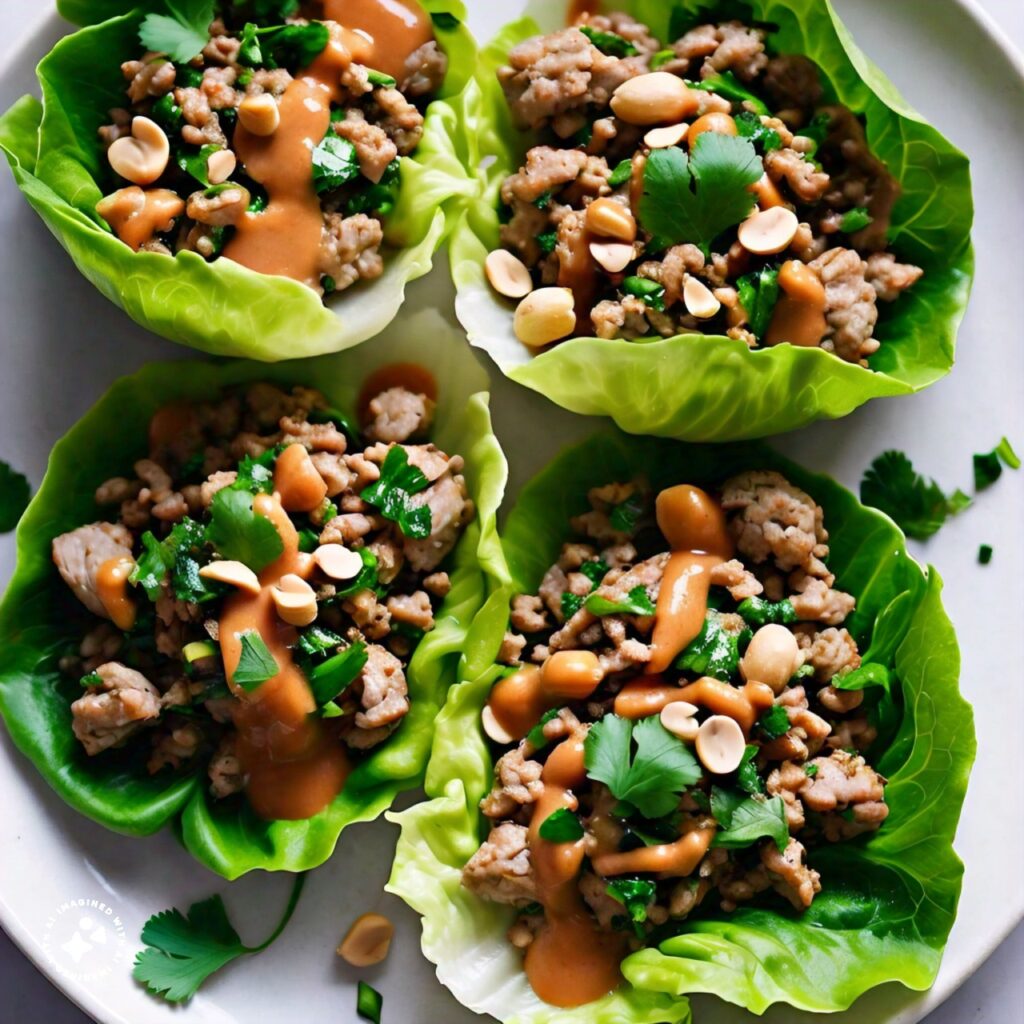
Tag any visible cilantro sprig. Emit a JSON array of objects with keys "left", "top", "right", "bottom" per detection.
[
  {"left": 238, "top": 21, "right": 329, "bottom": 69},
  {"left": 311, "top": 135, "right": 361, "bottom": 194},
  {"left": 233, "top": 631, "right": 278, "bottom": 691},
  {"left": 207, "top": 486, "right": 284, "bottom": 571},
  {"left": 973, "top": 436, "right": 1020, "bottom": 490},
  {"left": 676, "top": 612, "right": 750, "bottom": 681},
  {"left": 606, "top": 878, "right": 656, "bottom": 937},
  {"left": 139, "top": 0, "right": 214, "bottom": 64},
  {"left": 639, "top": 134, "right": 762, "bottom": 255},
  {"left": 361, "top": 446, "right": 433, "bottom": 539},
  {"left": 710, "top": 787, "right": 788, "bottom": 851},
  {"left": 133, "top": 874, "right": 305, "bottom": 1003},
  {"left": 584, "top": 714, "right": 701, "bottom": 819},
  {"left": 860, "top": 450, "right": 971, "bottom": 540}
]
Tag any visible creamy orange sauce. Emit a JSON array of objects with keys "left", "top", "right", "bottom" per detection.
[
  {"left": 525, "top": 734, "right": 626, "bottom": 1006},
  {"left": 675, "top": 676, "right": 775, "bottom": 735},
  {"left": 765, "top": 259, "right": 828, "bottom": 348},
  {"left": 487, "top": 666, "right": 553, "bottom": 741},
  {"left": 648, "top": 485, "right": 733, "bottom": 674},
  {"left": 357, "top": 362, "right": 437, "bottom": 426},
  {"left": 219, "top": 492, "right": 350, "bottom": 819},
  {"left": 226, "top": 3, "right": 433, "bottom": 287},
  {"left": 99, "top": 187, "right": 184, "bottom": 251},
  {"left": 592, "top": 824, "right": 715, "bottom": 878},
  {"left": 322, "top": 0, "right": 433, "bottom": 80},
  {"left": 96, "top": 556, "right": 137, "bottom": 631},
  {"left": 274, "top": 443, "right": 328, "bottom": 512},
  {"left": 612, "top": 676, "right": 690, "bottom": 719}
]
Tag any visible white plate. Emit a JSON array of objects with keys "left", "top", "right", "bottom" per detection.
[{"left": 0, "top": 2, "right": 1021, "bottom": 1023}]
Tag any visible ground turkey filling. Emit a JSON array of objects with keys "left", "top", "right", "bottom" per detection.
[
  {"left": 493, "top": 12, "right": 922, "bottom": 362},
  {"left": 95, "top": 2, "right": 446, "bottom": 297},
  {"left": 53, "top": 382, "right": 473, "bottom": 810},
  {"left": 464, "top": 471, "right": 888, "bottom": 983}
]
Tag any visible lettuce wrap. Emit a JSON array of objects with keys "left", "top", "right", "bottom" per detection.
[
  {"left": 448, "top": 0, "right": 974, "bottom": 441},
  {"left": 0, "top": 0, "right": 478, "bottom": 360},
  {"left": 387, "top": 431, "right": 974, "bottom": 1020},
  {"left": 0, "top": 309, "right": 507, "bottom": 879}
]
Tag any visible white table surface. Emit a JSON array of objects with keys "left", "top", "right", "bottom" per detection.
[{"left": 0, "top": 1, "right": 1021, "bottom": 1023}]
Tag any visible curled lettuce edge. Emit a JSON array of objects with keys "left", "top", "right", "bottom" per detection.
[
  {"left": 0, "top": 0, "right": 477, "bottom": 361},
  {"left": 446, "top": 0, "right": 974, "bottom": 441},
  {"left": 0, "top": 308, "right": 508, "bottom": 879},
  {"left": 387, "top": 431, "right": 975, "bottom": 1020}
]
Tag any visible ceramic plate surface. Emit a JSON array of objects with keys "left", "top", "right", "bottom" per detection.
[{"left": 0, "top": 2, "right": 1021, "bottom": 1022}]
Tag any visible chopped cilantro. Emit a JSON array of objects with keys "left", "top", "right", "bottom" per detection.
[
  {"left": 978, "top": 544, "right": 993, "bottom": 565},
  {"left": 534, "top": 189, "right": 554, "bottom": 210},
  {"left": 622, "top": 275, "right": 666, "bottom": 311},
  {"left": 151, "top": 92, "right": 183, "bottom": 132},
  {"left": 233, "top": 631, "right": 278, "bottom": 691},
  {"left": 585, "top": 585, "right": 656, "bottom": 617},
  {"left": 609, "top": 494, "right": 644, "bottom": 533},
  {"left": 536, "top": 230, "right": 557, "bottom": 254},
  {"left": 207, "top": 486, "right": 284, "bottom": 571},
  {"left": 308, "top": 642, "right": 367, "bottom": 705},
  {"left": 572, "top": 122, "right": 593, "bottom": 148},
  {"left": 804, "top": 763, "right": 819, "bottom": 778},
  {"left": 736, "top": 596, "right": 796, "bottom": 627},
  {"left": 138, "top": 0, "right": 213, "bottom": 63},
  {"left": 177, "top": 143, "right": 222, "bottom": 187},
  {"left": 311, "top": 135, "right": 360, "bottom": 194},
  {"left": 579, "top": 24, "right": 637, "bottom": 57},
  {"left": 693, "top": 72, "right": 769, "bottom": 116},
  {"left": 360, "top": 446, "right": 432, "bottom": 539},
  {"left": 756, "top": 704, "right": 790, "bottom": 741},
  {"left": 608, "top": 158, "right": 633, "bottom": 187},
  {"left": 237, "top": 21, "right": 329, "bottom": 69},
  {"left": 736, "top": 264, "right": 780, "bottom": 340},
  {"left": 974, "top": 436, "right": 1020, "bottom": 489},
  {"left": 561, "top": 591, "right": 584, "bottom": 620},
  {"left": 736, "top": 743, "right": 763, "bottom": 795},
  {"left": 0, "top": 459, "right": 30, "bottom": 532},
  {"left": 525, "top": 707, "right": 562, "bottom": 750},
  {"left": 130, "top": 519, "right": 218, "bottom": 604},
  {"left": 639, "top": 134, "right": 762, "bottom": 255},
  {"left": 356, "top": 981, "right": 383, "bottom": 1024},
  {"left": 538, "top": 807, "right": 585, "bottom": 843},
  {"left": 294, "top": 624, "right": 343, "bottom": 659},
  {"left": 79, "top": 671, "right": 103, "bottom": 688},
  {"left": 734, "top": 110, "right": 781, "bottom": 153},
  {"left": 235, "top": 446, "right": 281, "bottom": 494},
  {"left": 330, "top": 547, "right": 380, "bottom": 599},
  {"left": 584, "top": 714, "right": 702, "bottom": 819},
  {"left": 174, "top": 63, "right": 204, "bottom": 88},
  {"left": 839, "top": 207, "right": 873, "bottom": 233},
  {"left": 710, "top": 787, "right": 788, "bottom": 851},
  {"left": 649, "top": 48, "right": 675, "bottom": 70},
  {"left": 606, "top": 878, "right": 656, "bottom": 936},
  {"left": 579, "top": 559, "right": 609, "bottom": 586},
  {"left": 676, "top": 611, "right": 750, "bottom": 681},
  {"left": 860, "top": 450, "right": 971, "bottom": 540},
  {"left": 133, "top": 874, "right": 304, "bottom": 1003},
  {"left": 365, "top": 68, "right": 396, "bottom": 88}
]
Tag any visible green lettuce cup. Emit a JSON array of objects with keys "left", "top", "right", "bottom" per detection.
[
  {"left": 0, "top": 0, "right": 478, "bottom": 360},
  {"left": 449, "top": 0, "right": 973, "bottom": 440},
  {"left": 387, "top": 431, "right": 974, "bottom": 1020},
  {"left": 0, "top": 309, "right": 507, "bottom": 880}
]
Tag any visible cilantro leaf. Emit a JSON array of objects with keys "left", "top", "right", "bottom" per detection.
[
  {"left": 756, "top": 704, "right": 790, "bottom": 740},
  {"left": 579, "top": 25, "right": 637, "bottom": 57},
  {"left": 233, "top": 631, "right": 278, "bottom": 691},
  {"left": 365, "top": 68, "right": 396, "bottom": 88},
  {"left": 561, "top": 591, "right": 584, "bottom": 620},
  {"left": 585, "top": 585, "right": 656, "bottom": 617},
  {"left": 129, "top": 519, "right": 218, "bottom": 604},
  {"left": 139, "top": 0, "right": 214, "bottom": 63},
  {"left": 974, "top": 436, "right": 1020, "bottom": 490},
  {"left": 693, "top": 72, "right": 769, "bottom": 116},
  {"left": 536, "top": 230, "right": 557, "bottom": 254},
  {"left": 710, "top": 787, "right": 788, "bottom": 851},
  {"left": 177, "top": 143, "right": 222, "bottom": 187},
  {"left": 804, "top": 763, "right": 819, "bottom": 778},
  {"left": 330, "top": 547, "right": 381, "bottom": 599},
  {"left": 639, "top": 135, "right": 762, "bottom": 254},
  {"left": 207, "top": 486, "right": 283, "bottom": 571},
  {"left": 525, "top": 707, "right": 563, "bottom": 750},
  {"left": 130, "top": 532, "right": 172, "bottom": 600},
  {"left": 235, "top": 446, "right": 281, "bottom": 494},
  {"left": 860, "top": 450, "right": 971, "bottom": 540},
  {"left": 311, "top": 134, "right": 360, "bottom": 194},
  {"left": 238, "top": 21, "right": 329, "bottom": 69},
  {"left": 840, "top": 207, "right": 873, "bottom": 233},
  {"left": 0, "top": 459, "right": 31, "bottom": 531},
  {"left": 579, "top": 559, "right": 609, "bottom": 586},
  {"left": 357, "top": 981, "right": 383, "bottom": 1024},
  {"left": 80, "top": 671, "right": 103, "bottom": 688},
  {"left": 308, "top": 641, "right": 367, "bottom": 705},
  {"left": 607, "top": 878, "right": 656, "bottom": 936},
  {"left": 133, "top": 874, "right": 305, "bottom": 1003},
  {"left": 608, "top": 158, "right": 633, "bottom": 187},
  {"left": 294, "top": 624, "right": 343, "bottom": 659},
  {"left": 584, "top": 714, "right": 702, "bottom": 819},
  {"left": 734, "top": 110, "right": 781, "bottom": 153},
  {"left": 609, "top": 494, "right": 644, "bottom": 534},
  {"left": 622, "top": 275, "right": 666, "bottom": 310},
  {"left": 736, "top": 265, "right": 780, "bottom": 340},
  {"left": 736, "top": 596, "right": 796, "bottom": 628},
  {"left": 736, "top": 743, "right": 763, "bottom": 795},
  {"left": 676, "top": 611, "right": 750, "bottom": 680},
  {"left": 534, "top": 189, "right": 554, "bottom": 210},
  {"left": 360, "top": 446, "right": 432, "bottom": 539},
  {"left": 650, "top": 48, "right": 675, "bottom": 70},
  {"left": 538, "top": 807, "right": 585, "bottom": 843}
]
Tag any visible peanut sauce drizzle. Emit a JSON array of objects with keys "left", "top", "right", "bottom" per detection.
[
  {"left": 101, "top": 187, "right": 185, "bottom": 251},
  {"left": 96, "top": 556, "right": 138, "bottom": 631},
  {"left": 225, "top": 1, "right": 432, "bottom": 287},
  {"left": 765, "top": 259, "right": 829, "bottom": 348},
  {"left": 219, "top": 486, "right": 350, "bottom": 821}
]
